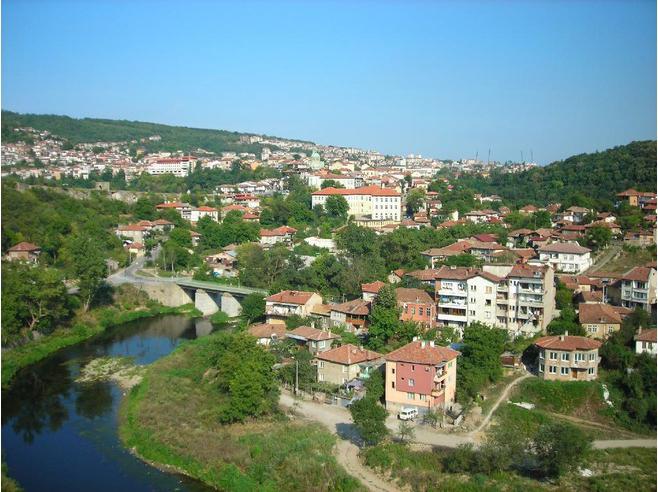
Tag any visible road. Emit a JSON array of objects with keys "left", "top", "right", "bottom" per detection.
[
  {"left": 592, "top": 439, "right": 657, "bottom": 449},
  {"left": 107, "top": 246, "right": 176, "bottom": 286}
]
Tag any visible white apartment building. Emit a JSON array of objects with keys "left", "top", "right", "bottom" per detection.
[
  {"left": 190, "top": 206, "right": 219, "bottom": 222},
  {"left": 538, "top": 243, "right": 592, "bottom": 273},
  {"left": 147, "top": 157, "right": 194, "bottom": 177},
  {"left": 434, "top": 267, "right": 501, "bottom": 335},
  {"left": 306, "top": 172, "right": 357, "bottom": 190},
  {"left": 619, "top": 266, "right": 657, "bottom": 312},
  {"left": 311, "top": 185, "right": 401, "bottom": 223},
  {"left": 634, "top": 328, "right": 657, "bottom": 356}
]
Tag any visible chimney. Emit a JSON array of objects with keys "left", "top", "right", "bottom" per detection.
[
  {"left": 421, "top": 341, "right": 426, "bottom": 348},
  {"left": 429, "top": 341, "right": 435, "bottom": 347}
]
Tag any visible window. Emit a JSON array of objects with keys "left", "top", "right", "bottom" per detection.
[
  {"left": 549, "top": 352, "right": 558, "bottom": 360},
  {"left": 407, "top": 392, "right": 415, "bottom": 400},
  {"left": 539, "top": 363, "right": 545, "bottom": 372},
  {"left": 342, "top": 365, "right": 348, "bottom": 373},
  {"left": 549, "top": 366, "right": 557, "bottom": 374},
  {"left": 485, "top": 286, "right": 493, "bottom": 294},
  {"left": 588, "top": 367, "right": 595, "bottom": 375},
  {"left": 411, "top": 307, "right": 416, "bottom": 315},
  {"left": 412, "top": 365, "right": 415, "bottom": 371},
  {"left": 561, "top": 353, "right": 569, "bottom": 361},
  {"left": 469, "top": 310, "right": 476, "bottom": 316},
  {"left": 391, "top": 381, "right": 395, "bottom": 389},
  {"left": 408, "top": 378, "right": 415, "bottom": 387},
  {"left": 575, "top": 353, "right": 585, "bottom": 361},
  {"left": 318, "top": 361, "right": 325, "bottom": 368},
  {"left": 318, "top": 341, "right": 325, "bottom": 348},
  {"left": 560, "top": 367, "right": 569, "bottom": 375},
  {"left": 419, "top": 394, "right": 426, "bottom": 401},
  {"left": 485, "top": 311, "right": 491, "bottom": 319},
  {"left": 470, "top": 285, "right": 476, "bottom": 291},
  {"left": 470, "top": 298, "right": 476, "bottom": 303},
  {"left": 391, "top": 367, "right": 395, "bottom": 374},
  {"left": 589, "top": 352, "right": 596, "bottom": 361},
  {"left": 318, "top": 373, "right": 324, "bottom": 381}
]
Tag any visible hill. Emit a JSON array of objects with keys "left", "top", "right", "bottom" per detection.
[
  {"left": 461, "top": 140, "right": 657, "bottom": 207},
  {"left": 1, "top": 110, "right": 313, "bottom": 155}
]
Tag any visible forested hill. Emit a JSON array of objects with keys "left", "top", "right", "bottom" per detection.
[
  {"left": 462, "top": 140, "right": 657, "bottom": 207},
  {"left": 1, "top": 110, "right": 313, "bottom": 154}
]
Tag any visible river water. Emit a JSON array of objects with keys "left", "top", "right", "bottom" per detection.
[{"left": 2, "top": 315, "right": 216, "bottom": 492}]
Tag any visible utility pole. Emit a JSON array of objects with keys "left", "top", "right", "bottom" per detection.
[{"left": 295, "top": 358, "right": 299, "bottom": 396}]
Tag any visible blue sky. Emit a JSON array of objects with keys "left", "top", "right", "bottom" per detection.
[{"left": 2, "top": 0, "right": 656, "bottom": 163}]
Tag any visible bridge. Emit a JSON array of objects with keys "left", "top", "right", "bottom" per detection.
[
  {"left": 174, "top": 279, "right": 268, "bottom": 316},
  {"left": 107, "top": 259, "right": 268, "bottom": 317}
]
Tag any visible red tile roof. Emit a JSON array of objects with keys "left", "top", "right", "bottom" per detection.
[
  {"left": 578, "top": 303, "right": 622, "bottom": 325},
  {"left": 316, "top": 344, "right": 383, "bottom": 365},
  {"left": 247, "top": 323, "right": 286, "bottom": 339},
  {"left": 509, "top": 263, "right": 547, "bottom": 278},
  {"left": 330, "top": 299, "right": 371, "bottom": 316},
  {"left": 395, "top": 288, "right": 434, "bottom": 304},
  {"left": 539, "top": 242, "right": 591, "bottom": 254},
  {"left": 8, "top": 241, "right": 40, "bottom": 252},
  {"left": 535, "top": 335, "right": 602, "bottom": 351},
  {"left": 385, "top": 340, "right": 460, "bottom": 364},
  {"left": 266, "top": 290, "right": 318, "bottom": 305},
  {"left": 622, "top": 266, "right": 654, "bottom": 282},
  {"left": 635, "top": 328, "right": 657, "bottom": 343},
  {"left": 361, "top": 281, "right": 386, "bottom": 294},
  {"left": 311, "top": 185, "right": 400, "bottom": 197},
  {"left": 287, "top": 326, "right": 339, "bottom": 341}
]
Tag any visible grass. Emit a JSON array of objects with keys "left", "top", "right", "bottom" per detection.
[
  {"left": 602, "top": 245, "right": 656, "bottom": 274},
  {"left": 478, "top": 371, "right": 521, "bottom": 416},
  {"left": 362, "top": 442, "right": 656, "bottom": 492},
  {"left": 119, "top": 332, "right": 363, "bottom": 492},
  {"left": 1, "top": 301, "right": 201, "bottom": 389}
]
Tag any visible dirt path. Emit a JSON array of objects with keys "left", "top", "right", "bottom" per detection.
[
  {"left": 592, "top": 439, "right": 657, "bottom": 449},
  {"left": 544, "top": 411, "right": 644, "bottom": 439},
  {"left": 587, "top": 242, "right": 621, "bottom": 274},
  {"left": 280, "top": 393, "right": 403, "bottom": 492},
  {"left": 469, "top": 372, "right": 532, "bottom": 438}
]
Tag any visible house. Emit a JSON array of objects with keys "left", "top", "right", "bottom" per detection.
[
  {"left": 259, "top": 226, "right": 297, "bottom": 247},
  {"left": 616, "top": 189, "right": 657, "bottom": 208},
  {"left": 156, "top": 201, "right": 193, "bottom": 221},
  {"left": 115, "top": 223, "right": 151, "bottom": 243},
  {"left": 190, "top": 206, "right": 219, "bottom": 222},
  {"left": 5, "top": 241, "right": 41, "bottom": 263},
  {"left": 619, "top": 266, "right": 657, "bottom": 313},
  {"left": 384, "top": 340, "right": 460, "bottom": 414},
  {"left": 578, "top": 303, "right": 623, "bottom": 339},
  {"left": 265, "top": 290, "right": 324, "bottom": 324},
  {"left": 623, "top": 230, "right": 656, "bottom": 247},
  {"left": 564, "top": 206, "right": 591, "bottom": 224},
  {"left": 535, "top": 334, "right": 602, "bottom": 381},
  {"left": 286, "top": 326, "right": 339, "bottom": 354},
  {"left": 396, "top": 288, "right": 436, "bottom": 328},
  {"left": 125, "top": 242, "right": 145, "bottom": 257},
  {"left": 315, "top": 344, "right": 383, "bottom": 385},
  {"left": 634, "top": 328, "right": 657, "bottom": 356},
  {"left": 421, "top": 240, "right": 505, "bottom": 267},
  {"left": 329, "top": 299, "right": 371, "bottom": 332},
  {"left": 205, "top": 252, "right": 237, "bottom": 277},
  {"left": 247, "top": 323, "right": 286, "bottom": 346},
  {"left": 361, "top": 281, "right": 386, "bottom": 301},
  {"left": 538, "top": 243, "right": 592, "bottom": 273},
  {"left": 151, "top": 218, "right": 174, "bottom": 232}
]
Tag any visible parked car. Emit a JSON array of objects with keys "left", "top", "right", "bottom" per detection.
[{"left": 398, "top": 407, "right": 418, "bottom": 421}]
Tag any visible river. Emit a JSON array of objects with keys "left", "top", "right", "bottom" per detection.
[{"left": 2, "top": 315, "right": 216, "bottom": 492}]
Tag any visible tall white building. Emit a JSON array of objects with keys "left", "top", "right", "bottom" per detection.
[
  {"left": 538, "top": 243, "right": 592, "bottom": 273},
  {"left": 311, "top": 185, "right": 401, "bottom": 224},
  {"left": 147, "top": 157, "right": 195, "bottom": 177}
]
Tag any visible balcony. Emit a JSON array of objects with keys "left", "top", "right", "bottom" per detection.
[
  {"left": 266, "top": 306, "right": 301, "bottom": 316},
  {"left": 438, "top": 313, "right": 467, "bottom": 322},
  {"left": 431, "top": 384, "right": 446, "bottom": 396},
  {"left": 437, "top": 289, "right": 467, "bottom": 297}
]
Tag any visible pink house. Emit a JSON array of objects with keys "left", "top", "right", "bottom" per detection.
[{"left": 384, "top": 340, "right": 460, "bottom": 414}]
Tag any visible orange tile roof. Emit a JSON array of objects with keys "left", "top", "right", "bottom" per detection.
[
  {"left": 287, "top": 326, "right": 339, "bottom": 341},
  {"left": 266, "top": 290, "right": 317, "bottom": 305},
  {"left": 385, "top": 340, "right": 460, "bottom": 364},
  {"left": 330, "top": 299, "right": 371, "bottom": 316},
  {"left": 535, "top": 335, "right": 602, "bottom": 351},
  {"left": 8, "top": 241, "right": 40, "bottom": 252},
  {"left": 361, "top": 281, "right": 386, "bottom": 293},
  {"left": 311, "top": 185, "right": 400, "bottom": 197},
  {"left": 395, "top": 288, "right": 434, "bottom": 304},
  {"left": 316, "top": 344, "right": 383, "bottom": 365},
  {"left": 635, "top": 328, "right": 657, "bottom": 343},
  {"left": 247, "top": 323, "right": 286, "bottom": 339},
  {"left": 578, "top": 303, "right": 622, "bottom": 325}
]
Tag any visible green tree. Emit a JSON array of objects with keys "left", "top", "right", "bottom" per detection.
[
  {"left": 532, "top": 422, "right": 592, "bottom": 477},
  {"left": 349, "top": 396, "right": 389, "bottom": 445},
  {"left": 584, "top": 225, "right": 612, "bottom": 251},
  {"left": 547, "top": 306, "right": 585, "bottom": 336},
  {"left": 133, "top": 197, "right": 156, "bottom": 220},
  {"left": 366, "top": 284, "right": 400, "bottom": 351},
  {"left": 324, "top": 195, "right": 349, "bottom": 221},
  {"left": 241, "top": 293, "right": 266, "bottom": 324},
  {"left": 457, "top": 322, "right": 507, "bottom": 401},
  {"left": 406, "top": 188, "right": 426, "bottom": 215},
  {"left": 397, "top": 421, "right": 415, "bottom": 444},
  {"left": 63, "top": 234, "right": 108, "bottom": 311}
]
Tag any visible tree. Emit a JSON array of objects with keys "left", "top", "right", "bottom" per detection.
[
  {"left": 366, "top": 284, "right": 400, "bottom": 351},
  {"left": 321, "top": 179, "right": 345, "bottom": 189},
  {"left": 397, "top": 421, "right": 415, "bottom": 443},
  {"left": 547, "top": 306, "right": 585, "bottom": 336},
  {"left": 364, "top": 369, "right": 385, "bottom": 402},
  {"left": 457, "top": 322, "right": 507, "bottom": 401},
  {"left": 241, "top": 293, "right": 265, "bottom": 324},
  {"left": 406, "top": 188, "right": 426, "bottom": 216},
  {"left": 532, "top": 422, "right": 592, "bottom": 477},
  {"left": 169, "top": 227, "right": 192, "bottom": 249},
  {"left": 324, "top": 195, "right": 349, "bottom": 221},
  {"left": 584, "top": 225, "right": 612, "bottom": 250},
  {"left": 133, "top": 197, "right": 156, "bottom": 220},
  {"left": 63, "top": 234, "right": 108, "bottom": 311},
  {"left": 349, "top": 396, "right": 389, "bottom": 446}
]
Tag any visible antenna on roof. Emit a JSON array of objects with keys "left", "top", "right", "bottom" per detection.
[
  {"left": 530, "top": 149, "right": 534, "bottom": 163},
  {"left": 487, "top": 148, "right": 491, "bottom": 165}
]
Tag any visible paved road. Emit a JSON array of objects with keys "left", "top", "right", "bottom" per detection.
[{"left": 592, "top": 439, "right": 657, "bottom": 449}]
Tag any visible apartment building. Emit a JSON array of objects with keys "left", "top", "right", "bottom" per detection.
[
  {"left": 156, "top": 201, "right": 193, "bottom": 221},
  {"left": 286, "top": 326, "right": 339, "bottom": 354},
  {"left": 484, "top": 263, "right": 556, "bottom": 337},
  {"left": 265, "top": 290, "right": 323, "bottom": 324},
  {"left": 433, "top": 266, "right": 501, "bottom": 334},
  {"left": 538, "top": 243, "right": 592, "bottom": 273},
  {"left": 535, "top": 334, "right": 602, "bottom": 381},
  {"left": 147, "top": 156, "right": 194, "bottom": 177},
  {"left": 259, "top": 225, "right": 297, "bottom": 247},
  {"left": 619, "top": 266, "right": 657, "bottom": 313},
  {"left": 306, "top": 172, "right": 358, "bottom": 190},
  {"left": 311, "top": 185, "right": 401, "bottom": 225},
  {"left": 384, "top": 340, "right": 460, "bottom": 414},
  {"left": 190, "top": 206, "right": 219, "bottom": 222}
]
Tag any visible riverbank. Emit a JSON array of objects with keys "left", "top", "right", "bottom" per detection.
[
  {"left": 2, "top": 296, "right": 201, "bottom": 389},
  {"left": 119, "top": 332, "right": 363, "bottom": 491}
]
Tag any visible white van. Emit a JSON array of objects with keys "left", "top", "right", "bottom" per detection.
[{"left": 398, "top": 407, "right": 418, "bottom": 421}]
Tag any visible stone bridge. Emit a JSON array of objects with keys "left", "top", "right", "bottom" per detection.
[{"left": 135, "top": 279, "right": 268, "bottom": 317}]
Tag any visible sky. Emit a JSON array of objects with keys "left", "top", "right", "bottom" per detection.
[{"left": 2, "top": 0, "right": 656, "bottom": 164}]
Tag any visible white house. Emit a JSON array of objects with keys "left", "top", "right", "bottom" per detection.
[
  {"left": 311, "top": 185, "right": 401, "bottom": 224},
  {"left": 538, "top": 243, "right": 592, "bottom": 273},
  {"left": 634, "top": 328, "right": 657, "bottom": 356}
]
